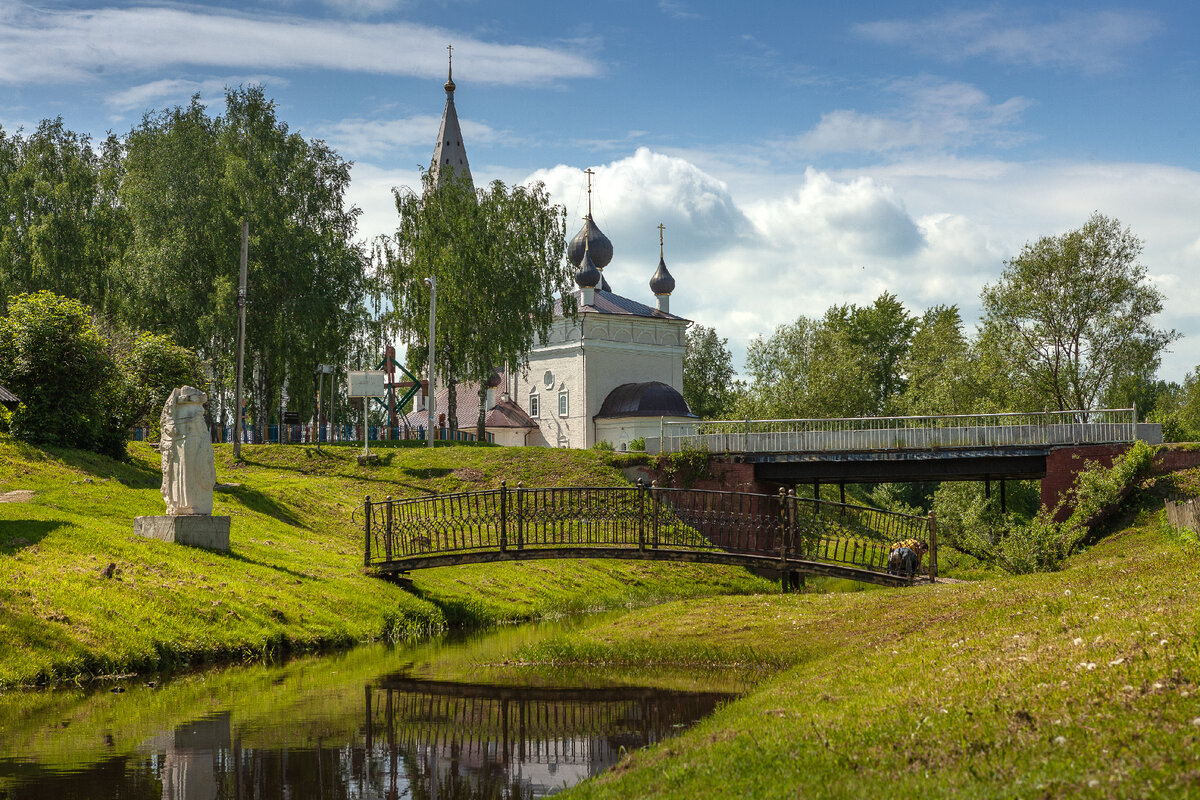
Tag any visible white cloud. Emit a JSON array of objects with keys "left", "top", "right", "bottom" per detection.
[
  {"left": 319, "top": 115, "right": 505, "bottom": 159},
  {"left": 351, "top": 143, "right": 1200, "bottom": 381},
  {"left": 320, "top": 0, "right": 406, "bottom": 16},
  {"left": 0, "top": 3, "right": 598, "bottom": 86},
  {"left": 106, "top": 75, "right": 288, "bottom": 112},
  {"left": 855, "top": 9, "right": 1161, "bottom": 73},
  {"left": 659, "top": 1, "right": 703, "bottom": 21},
  {"left": 796, "top": 77, "right": 1031, "bottom": 154}
]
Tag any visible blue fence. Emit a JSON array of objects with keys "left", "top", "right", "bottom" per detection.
[{"left": 131, "top": 424, "right": 493, "bottom": 445}]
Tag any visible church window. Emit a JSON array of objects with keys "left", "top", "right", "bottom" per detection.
[
  {"left": 529, "top": 390, "right": 540, "bottom": 418},
  {"left": 558, "top": 389, "right": 569, "bottom": 417},
  {"left": 543, "top": 370, "right": 554, "bottom": 388}
]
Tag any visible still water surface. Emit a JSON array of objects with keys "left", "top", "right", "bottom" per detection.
[{"left": 0, "top": 618, "right": 746, "bottom": 799}]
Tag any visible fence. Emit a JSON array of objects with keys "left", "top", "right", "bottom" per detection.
[
  {"left": 131, "top": 424, "right": 492, "bottom": 445},
  {"left": 647, "top": 408, "right": 1140, "bottom": 455},
  {"left": 362, "top": 483, "right": 936, "bottom": 581}
]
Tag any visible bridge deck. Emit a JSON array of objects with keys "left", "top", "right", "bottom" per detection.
[{"left": 363, "top": 484, "right": 936, "bottom": 588}]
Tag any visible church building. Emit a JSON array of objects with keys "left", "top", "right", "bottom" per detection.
[{"left": 414, "top": 59, "right": 696, "bottom": 450}]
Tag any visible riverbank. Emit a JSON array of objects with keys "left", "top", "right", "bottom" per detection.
[
  {"left": 517, "top": 497, "right": 1200, "bottom": 798},
  {"left": 0, "top": 436, "right": 771, "bottom": 687}
]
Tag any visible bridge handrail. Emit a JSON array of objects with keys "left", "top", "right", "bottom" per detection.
[
  {"left": 361, "top": 483, "right": 936, "bottom": 581},
  {"left": 646, "top": 407, "right": 1139, "bottom": 454}
]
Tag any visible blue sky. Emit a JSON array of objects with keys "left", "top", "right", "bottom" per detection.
[{"left": 3, "top": 0, "right": 1199, "bottom": 385}]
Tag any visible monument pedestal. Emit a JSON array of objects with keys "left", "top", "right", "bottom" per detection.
[{"left": 135, "top": 515, "right": 231, "bottom": 552}]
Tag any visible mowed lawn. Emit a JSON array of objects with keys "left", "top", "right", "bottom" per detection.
[
  {"left": 0, "top": 436, "right": 769, "bottom": 687},
  {"left": 519, "top": 508, "right": 1200, "bottom": 799}
]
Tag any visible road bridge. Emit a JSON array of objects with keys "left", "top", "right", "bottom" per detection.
[{"left": 644, "top": 409, "right": 1161, "bottom": 509}]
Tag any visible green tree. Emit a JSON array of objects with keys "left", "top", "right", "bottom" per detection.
[
  {"left": 112, "top": 330, "right": 207, "bottom": 436},
  {"left": 683, "top": 324, "right": 736, "bottom": 419},
  {"left": 387, "top": 169, "right": 573, "bottom": 437},
  {"left": 0, "top": 291, "right": 125, "bottom": 457},
  {"left": 900, "top": 305, "right": 978, "bottom": 415},
  {"left": 0, "top": 120, "right": 127, "bottom": 314},
  {"left": 980, "top": 213, "right": 1177, "bottom": 411}
]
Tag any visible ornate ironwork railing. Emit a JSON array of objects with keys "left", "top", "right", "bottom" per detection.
[
  {"left": 362, "top": 483, "right": 936, "bottom": 582},
  {"left": 645, "top": 408, "right": 1142, "bottom": 455}
]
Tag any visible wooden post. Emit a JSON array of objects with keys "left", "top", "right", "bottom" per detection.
[
  {"left": 637, "top": 479, "right": 646, "bottom": 551},
  {"left": 384, "top": 495, "right": 393, "bottom": 562},
  {"left": 234, "top": 219, "right": 248, "bottom": 460},
  {"left": 500, "top": 480, "right": 508, "bottom": 552},
  {"left": 927, "top": 511, "right": 938, "bottom": 583},
  {"left": 364, "top": 495, "right": 371, "bottom": 567}
]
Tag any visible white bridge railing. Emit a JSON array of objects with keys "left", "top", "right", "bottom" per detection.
[{"left": 646, "top": 408, "right": 1148, "bottom": 455}]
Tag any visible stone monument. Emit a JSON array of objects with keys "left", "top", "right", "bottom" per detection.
[{"left": 134, "top": 386, "right": 231, "bottom": 552}]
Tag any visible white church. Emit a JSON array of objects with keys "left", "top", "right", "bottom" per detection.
[{"left": 411, "top": 61, "right": 697, "bottom": 450}]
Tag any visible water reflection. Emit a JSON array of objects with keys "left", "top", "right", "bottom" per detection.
[
  {"left": 0, "top": 654, "right": 736, "bottom": 799},
  {"left": 364, "top": 676, "right": 731, "bottom": 798}
]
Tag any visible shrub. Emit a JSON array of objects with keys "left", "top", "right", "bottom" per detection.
[
  {"left": 0, "top": 291, "right": 126, "bottom": 458},
  {"left": 591, "top": 439, "right": 615, "bottom": 451},
  {"left": 628, "top": 436, "right": 646, "bottom": 452}
]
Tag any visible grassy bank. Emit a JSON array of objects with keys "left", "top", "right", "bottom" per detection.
[
  {"left": 0, "top": 436, "right": 770, "bottom": 687},
  {"left": 515, "top": 501, "right": 1200, "bottom": 798}
]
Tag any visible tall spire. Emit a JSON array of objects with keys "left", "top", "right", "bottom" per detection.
[
  {"left": 431, "top": 43, "right": 473, "bottom": 190},
  {"left": 567, "top": 167, "right": 613, "bottom": 290}
]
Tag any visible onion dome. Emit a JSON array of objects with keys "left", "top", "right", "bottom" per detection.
[
  {"left": 486, "top": 369, "right": 502, "bottom": 388},
  {"left": 567, "top": 215, "right": 613, "bottom": 270},
  {"left": 649, "top": 255, "right": 675, "bottom": 295},
  {"left": 575, "top": 248, "right": 601, "bottom": 289}
]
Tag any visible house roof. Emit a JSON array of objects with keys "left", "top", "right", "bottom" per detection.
[
  {"left": 0, "top": 384, "right": 18, "bottom": 411},
  {"left": 485, "top": 398, "right": 538, "bottom": 429},
  {"left": 556, "top": 289, "right": 688, "bottom": 322}
]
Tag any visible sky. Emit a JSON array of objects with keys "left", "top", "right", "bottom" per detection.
[{"left": 3, "top": 0, "right": 1199, "bottom": 385}]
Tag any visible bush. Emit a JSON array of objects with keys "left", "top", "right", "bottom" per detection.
[
  {"left": 0, "top": 292, "right": 127, "bottom": 458},
  {"left": 591, "top": 439, "right": 615, "bottom": 451},
  {"left": 932, "top": 442, "right": 1155, "bottom": 574},
  {"left": 628, "top": 436, "right": 646, "bottom": 452}
]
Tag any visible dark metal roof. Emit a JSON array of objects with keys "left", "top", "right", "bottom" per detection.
[
  {"left": 594, "top": 381, "right": 695, "bottom": 419},
  {"left": 575, "top": 249, "right": 601, "bottom": 289},
  {"left": 556, "top": 289, "right": 688, "bottom": 322},
  {"left": 567, "top": 214, "right": 613, "bottom": 269},
  {"left": 649, "top": 255, "right": 675, "bottom": 295},
  {"left": 0, "top": 384, "right": 18, "bottom": 411}
]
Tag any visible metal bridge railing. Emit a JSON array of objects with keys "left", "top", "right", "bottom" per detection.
[
  {"left": 362, "top": 483, "right": 936, "bottom": 581},
  {"left": 644, "top": 408, "right": 1140, "bottom": 455}
]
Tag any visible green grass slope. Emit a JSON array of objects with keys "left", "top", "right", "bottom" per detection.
[
  {"left": 0, "top": 437, "right": 770, "bottom": 687},
  {"left": 522, "top": 504, "right": 1200, "bottom": 799}
]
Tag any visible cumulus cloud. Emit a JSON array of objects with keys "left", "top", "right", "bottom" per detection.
[
  {"left": 855, "top": 8, "right": 1161, "bottom": 73},
  {"left": 319, "top": 115, "right": 505, "bottom": 159},
  {"left": 0, "top": 2, "right": 598, "bottom": 86},
  {"left": 748, "top": 168, "right": 924, "bottom": 258},
  {"left": 796, "top": 76, "right": 1031, "bottom": 154}
]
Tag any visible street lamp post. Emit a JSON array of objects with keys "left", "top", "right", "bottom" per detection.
[{"left": 424, "top": 276, "right": 436, "bottom": 448}]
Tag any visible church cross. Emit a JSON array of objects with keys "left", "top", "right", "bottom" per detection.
[
  {"left": 584, "top": 168, "right": 595, "bottom": 216},
  {"left": 658, "top": 223, "right": 665, "bottom": 257}
]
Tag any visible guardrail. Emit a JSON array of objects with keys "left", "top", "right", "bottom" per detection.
[
  {"left": 645, "top": 408, "right": 1140, "bottom": 455},
  {"left": 361, "top": 482, "right": 937, "bottom": 584}
]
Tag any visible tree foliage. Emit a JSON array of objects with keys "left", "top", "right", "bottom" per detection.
[
  {"left": 0, "top": 292, "right": 125, "bottom": 457},
  {"left": 981, "top": 212, "right": 1177, "bottom": 411},
  {"left": 386, "top": 169, "right": 573, "bottom": 435},
  {"left": 683, "top": 324, "right": 736, "bottom": 419}
]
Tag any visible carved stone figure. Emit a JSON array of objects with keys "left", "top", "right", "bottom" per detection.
[{"left": 160, "top": 386, "right": 216, "bottom": 515}]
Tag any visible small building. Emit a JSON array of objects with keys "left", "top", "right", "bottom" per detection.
[
  {"left": 0, "top": 384, "right": 18, "bottom": 413},
  {"left": 407, "top": 61, "right": 696, "bottom": 450}
]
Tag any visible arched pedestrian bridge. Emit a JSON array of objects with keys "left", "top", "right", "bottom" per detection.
[{"left": 362, "top": 483, "right": 936, "bottom": 587}]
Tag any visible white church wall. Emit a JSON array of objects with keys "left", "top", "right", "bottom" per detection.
[{"left": 595, "top": 416, "right": 691, "bottom": 451}]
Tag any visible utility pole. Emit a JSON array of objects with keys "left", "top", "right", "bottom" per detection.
[
  {"left": 425, "top": 276, "right": 436, "bottom": 448},
  {"left": 234, "top": 220, "right": 248, "bottom": 461}
]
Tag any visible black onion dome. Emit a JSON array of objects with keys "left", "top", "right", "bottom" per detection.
[
  {"left": 649, "top": 256, "right": 675, "bottom": 295},
  {"left": 594, "top": 382, "right": 695, "bottom": 419},
  {"left": 567, "top": 215, "right": 613, "bottom": 269},
  {"left": 486, "top": 369, "right": 503, "bottom": 388},
  {"left": 575, "top": 249, "right": 601, "bottom": 289}
]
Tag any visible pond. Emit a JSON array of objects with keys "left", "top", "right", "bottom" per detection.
[{"left": 0, "top": 618, "right": 749, "bottom": 798}]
